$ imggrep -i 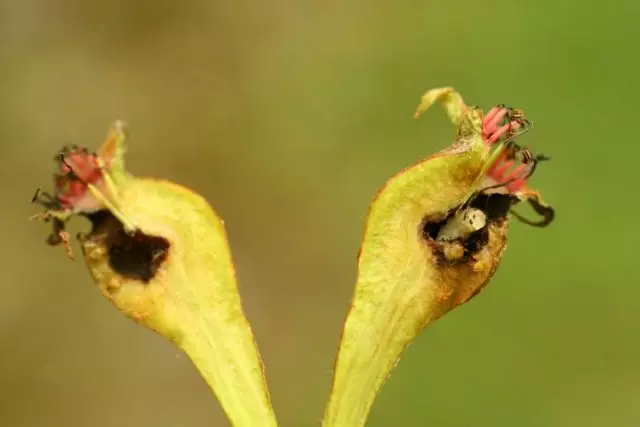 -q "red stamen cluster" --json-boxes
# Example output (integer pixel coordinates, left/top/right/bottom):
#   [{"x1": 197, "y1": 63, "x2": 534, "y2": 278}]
[
  {"x1": 53, "y1": 146, "x2": 105, "y2": 213},
  {"x1": 30, "y1": 145, "x2": 108, "y2": 260},
  {"x1": 481, "y1": 106, "x2": 532, "y2": 193}
]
